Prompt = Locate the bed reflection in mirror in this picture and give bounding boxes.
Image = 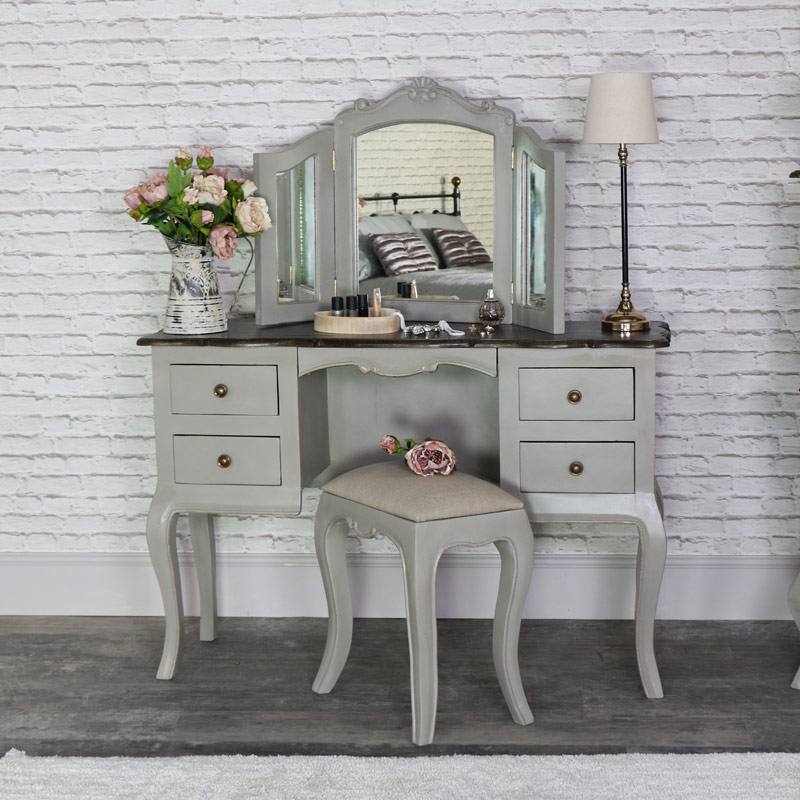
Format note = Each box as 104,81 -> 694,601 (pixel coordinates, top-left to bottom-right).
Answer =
275,155 -> 317,303
355,122 -> 494,301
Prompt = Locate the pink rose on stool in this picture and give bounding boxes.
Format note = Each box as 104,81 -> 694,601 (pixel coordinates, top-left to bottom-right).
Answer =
380,435 -> 403,455
405,439 -> 456,477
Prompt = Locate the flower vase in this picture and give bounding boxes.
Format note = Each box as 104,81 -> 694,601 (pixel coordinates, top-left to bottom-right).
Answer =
163,237 -> 227,335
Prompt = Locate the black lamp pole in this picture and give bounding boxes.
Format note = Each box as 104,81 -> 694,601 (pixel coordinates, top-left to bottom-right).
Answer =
601,143 -> 649,332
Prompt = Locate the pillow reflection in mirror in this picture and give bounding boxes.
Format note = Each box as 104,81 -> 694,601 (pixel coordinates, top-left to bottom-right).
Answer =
432,228 -> 492,268
357,215 -> 415,280
369,232 -> 438,277
408,213 -> 468,264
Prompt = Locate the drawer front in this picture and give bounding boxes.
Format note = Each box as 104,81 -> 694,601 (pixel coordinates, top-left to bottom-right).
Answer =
520,442 -> 634,493
170,365 -> 278,416
518,368 -> 633,421
173,435 -> 281,485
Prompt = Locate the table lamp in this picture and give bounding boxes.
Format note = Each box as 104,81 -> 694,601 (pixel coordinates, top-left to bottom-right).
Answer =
583,73 -> 659,332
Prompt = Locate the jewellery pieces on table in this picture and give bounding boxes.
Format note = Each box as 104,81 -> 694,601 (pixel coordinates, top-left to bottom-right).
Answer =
389,312 -> 466,337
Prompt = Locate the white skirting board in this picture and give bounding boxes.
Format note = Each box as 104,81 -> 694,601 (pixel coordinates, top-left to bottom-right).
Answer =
0,552 -> 799,620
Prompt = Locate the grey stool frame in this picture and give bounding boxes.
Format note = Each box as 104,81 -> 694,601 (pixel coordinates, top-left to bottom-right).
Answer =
311,492 -> 535,746
789,571 -> 800,689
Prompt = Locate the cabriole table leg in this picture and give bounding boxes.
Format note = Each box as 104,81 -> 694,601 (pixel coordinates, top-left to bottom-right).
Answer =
146,495 -> 182,680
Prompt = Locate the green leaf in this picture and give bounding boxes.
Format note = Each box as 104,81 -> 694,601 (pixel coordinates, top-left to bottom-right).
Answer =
163,198 -> 190,219
176,222 -> 192,241
212,203 -> 229,225
227,180 -> 244,201
404,438 -> 417,451
152,218 -> 175,237
166,161 -> 183,199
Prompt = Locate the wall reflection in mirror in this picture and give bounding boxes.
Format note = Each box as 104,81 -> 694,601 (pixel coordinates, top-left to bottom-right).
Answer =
521,153 -> 547,305
275,155 -> 317,303
355,122 -> 495,301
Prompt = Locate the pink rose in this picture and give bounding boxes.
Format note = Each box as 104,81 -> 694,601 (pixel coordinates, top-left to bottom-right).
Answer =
124,186 -> 142,210
380,435 -> 402,455
192,174 -> 227,206
404,439 -> 456,477
236,196 -> 272,234
206,166 -> 230,179
191,209 -> 215,227
242,179 -> 257,198
197,146 -> 214,170
209,225 -> 238,259
139,173 -> 168,205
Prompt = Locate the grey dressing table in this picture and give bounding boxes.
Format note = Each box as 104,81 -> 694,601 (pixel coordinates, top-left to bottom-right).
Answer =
139,78 -> 672,698
137,319 -> 671,697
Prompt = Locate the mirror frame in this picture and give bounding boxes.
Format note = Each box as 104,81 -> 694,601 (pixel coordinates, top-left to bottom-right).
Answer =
512,124 -> 565,333
254,78 -> 565,332
334,77 -> 515,322
255,129 -> 334,326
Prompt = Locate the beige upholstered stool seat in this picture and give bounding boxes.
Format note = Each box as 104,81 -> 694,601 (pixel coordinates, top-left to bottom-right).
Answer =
322,461 -> 524,522
312,461 -> 534,746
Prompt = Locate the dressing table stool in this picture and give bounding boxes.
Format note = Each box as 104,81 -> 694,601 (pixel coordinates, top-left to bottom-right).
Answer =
311,461 -> 535,746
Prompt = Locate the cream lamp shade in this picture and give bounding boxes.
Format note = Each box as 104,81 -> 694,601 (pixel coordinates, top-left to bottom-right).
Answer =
582,73 -> 659,144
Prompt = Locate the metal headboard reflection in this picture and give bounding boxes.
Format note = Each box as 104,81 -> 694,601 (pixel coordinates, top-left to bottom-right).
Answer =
360,176 -> 461,216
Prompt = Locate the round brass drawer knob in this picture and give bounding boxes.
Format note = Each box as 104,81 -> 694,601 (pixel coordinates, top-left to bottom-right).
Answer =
217,454 -> 232,469
567,389 -> 582,404
214,383 -> 228,398
569,461 -> 584,476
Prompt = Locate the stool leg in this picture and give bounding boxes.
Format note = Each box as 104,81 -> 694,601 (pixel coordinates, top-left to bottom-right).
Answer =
493,524 -> 534,726
398,535 -> 440,746
312,508 -> 353,695
789,571 -> 800,689
189,513 -> 216,642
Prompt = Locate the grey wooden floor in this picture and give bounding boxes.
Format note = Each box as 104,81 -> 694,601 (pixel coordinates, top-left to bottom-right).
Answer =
1,617 -> 799,756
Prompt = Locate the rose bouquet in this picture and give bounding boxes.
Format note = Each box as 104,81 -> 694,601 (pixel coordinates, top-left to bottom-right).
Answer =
123,147 -> 272,258
380,435 -> 456,477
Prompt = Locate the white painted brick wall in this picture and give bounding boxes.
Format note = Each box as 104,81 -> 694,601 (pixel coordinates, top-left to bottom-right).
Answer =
1,0 -> 798,557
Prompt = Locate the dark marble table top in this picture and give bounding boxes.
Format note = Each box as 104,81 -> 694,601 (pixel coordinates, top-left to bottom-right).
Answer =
137,318 -> 671,349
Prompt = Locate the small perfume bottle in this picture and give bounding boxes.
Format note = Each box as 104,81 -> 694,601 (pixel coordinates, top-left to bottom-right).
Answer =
478,288 -> 505,333
371,288 -> 382,317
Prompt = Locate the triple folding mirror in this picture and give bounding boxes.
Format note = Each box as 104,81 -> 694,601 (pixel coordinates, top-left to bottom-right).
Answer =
253,77 -> 564,333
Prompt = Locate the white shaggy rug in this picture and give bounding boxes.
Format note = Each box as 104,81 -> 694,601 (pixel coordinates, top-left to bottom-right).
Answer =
2,749 -> 799,799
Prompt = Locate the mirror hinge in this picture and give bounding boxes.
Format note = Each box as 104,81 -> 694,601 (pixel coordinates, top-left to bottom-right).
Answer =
332,150 -> 336,172
511,146 -> 515,171
510,281 -> 515,305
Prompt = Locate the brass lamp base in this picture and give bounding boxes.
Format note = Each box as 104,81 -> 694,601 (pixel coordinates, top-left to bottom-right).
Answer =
602,283 -> 650,333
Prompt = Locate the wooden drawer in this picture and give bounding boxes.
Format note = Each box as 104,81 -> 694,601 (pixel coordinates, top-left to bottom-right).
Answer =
518,368 -> 633,421
170,365 -> 278,416
173,435 -> 281,485
520,441 -> 634,493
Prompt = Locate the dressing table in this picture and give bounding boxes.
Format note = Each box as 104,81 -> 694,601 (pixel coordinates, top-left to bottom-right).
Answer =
138,79 -> 672,699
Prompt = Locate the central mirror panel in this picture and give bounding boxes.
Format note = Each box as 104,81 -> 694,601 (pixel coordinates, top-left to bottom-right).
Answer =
355,122 -> 495,302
